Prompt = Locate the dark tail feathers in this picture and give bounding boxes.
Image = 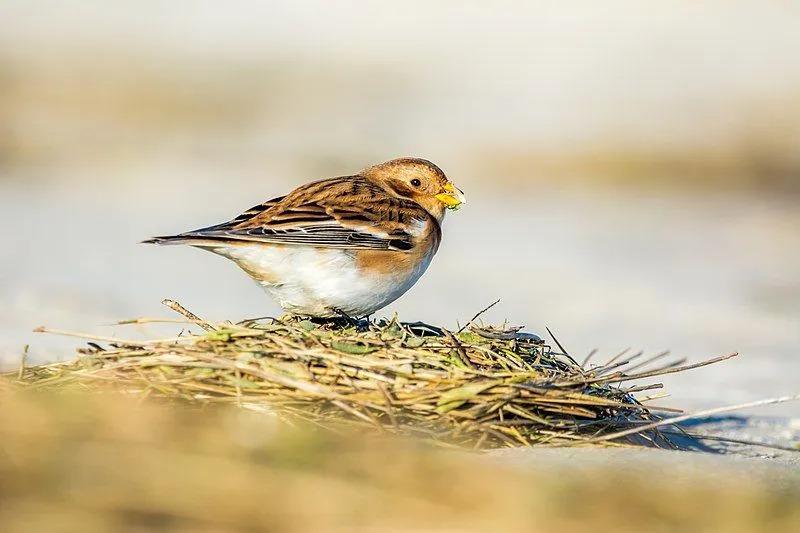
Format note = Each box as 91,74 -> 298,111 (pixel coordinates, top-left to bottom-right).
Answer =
141,233 -> 234,247
141,235 -> 205,245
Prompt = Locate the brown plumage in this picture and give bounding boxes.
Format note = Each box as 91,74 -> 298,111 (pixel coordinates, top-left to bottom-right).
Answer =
144,158 -> 465,317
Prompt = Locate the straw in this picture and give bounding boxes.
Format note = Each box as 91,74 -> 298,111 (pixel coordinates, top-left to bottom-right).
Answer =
7,302 -> 767,449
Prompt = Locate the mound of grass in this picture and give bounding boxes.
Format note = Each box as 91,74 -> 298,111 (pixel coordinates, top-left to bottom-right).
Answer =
5,301 -> 752,450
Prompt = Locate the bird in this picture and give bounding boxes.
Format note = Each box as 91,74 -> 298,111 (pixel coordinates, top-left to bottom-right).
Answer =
144,157 -> 465,318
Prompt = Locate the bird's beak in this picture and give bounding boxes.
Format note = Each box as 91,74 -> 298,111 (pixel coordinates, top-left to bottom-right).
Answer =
435,182 -> 466,210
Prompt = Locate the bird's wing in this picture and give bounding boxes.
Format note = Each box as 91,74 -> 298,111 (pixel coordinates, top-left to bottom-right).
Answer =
162,176 -> 428,252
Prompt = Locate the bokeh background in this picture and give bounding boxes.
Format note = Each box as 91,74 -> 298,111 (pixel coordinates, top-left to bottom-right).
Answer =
1,1 -> 798,414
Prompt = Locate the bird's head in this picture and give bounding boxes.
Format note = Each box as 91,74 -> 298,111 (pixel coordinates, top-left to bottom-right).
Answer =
363,157 -> 466,220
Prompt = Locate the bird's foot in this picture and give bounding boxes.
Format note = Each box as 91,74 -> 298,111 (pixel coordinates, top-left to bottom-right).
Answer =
325,308 -> 371,332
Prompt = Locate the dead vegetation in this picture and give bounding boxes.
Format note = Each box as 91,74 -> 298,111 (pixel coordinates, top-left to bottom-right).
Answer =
7,300 -> 763,450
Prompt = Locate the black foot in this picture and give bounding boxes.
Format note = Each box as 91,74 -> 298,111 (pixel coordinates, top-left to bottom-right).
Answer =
323,308 -> 371,332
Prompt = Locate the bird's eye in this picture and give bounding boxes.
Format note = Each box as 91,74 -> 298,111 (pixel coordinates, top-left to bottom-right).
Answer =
410,178 -> 421,187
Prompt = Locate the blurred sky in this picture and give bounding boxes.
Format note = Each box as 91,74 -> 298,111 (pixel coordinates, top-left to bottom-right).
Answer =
0,1 -> 798,414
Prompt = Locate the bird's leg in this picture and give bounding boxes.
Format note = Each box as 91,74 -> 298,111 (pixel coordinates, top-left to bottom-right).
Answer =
356,314 -> 373,333
328,307 -> 361,329
327,308 -> 372,332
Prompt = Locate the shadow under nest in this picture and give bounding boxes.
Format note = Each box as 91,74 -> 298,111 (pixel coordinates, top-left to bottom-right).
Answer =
11,301 -> 740,450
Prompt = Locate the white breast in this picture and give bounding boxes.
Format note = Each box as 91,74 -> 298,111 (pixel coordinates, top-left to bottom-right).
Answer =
210,243 -> 434,317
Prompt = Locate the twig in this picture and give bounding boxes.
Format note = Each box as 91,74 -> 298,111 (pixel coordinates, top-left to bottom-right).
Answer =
162,299 -> 216,332
33,327 -> 155,347
580,348 -> 598,368
545,327 -> 583,369
442,329 -> 475,369
602,348 -> 632,368
661,431 -> 800,453
573,352 -> 739,386
457,299 -> 501,334
578,395 -> 800,445
377,383 -> 399,428
546,327 -> 570,357
624,350 -> 671,374
115,317 -> 198,326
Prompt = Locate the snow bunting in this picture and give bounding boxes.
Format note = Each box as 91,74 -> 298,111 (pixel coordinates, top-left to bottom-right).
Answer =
144,158 -> 465,317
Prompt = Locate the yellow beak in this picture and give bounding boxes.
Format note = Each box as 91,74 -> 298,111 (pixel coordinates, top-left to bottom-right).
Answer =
435,182 -> 466,210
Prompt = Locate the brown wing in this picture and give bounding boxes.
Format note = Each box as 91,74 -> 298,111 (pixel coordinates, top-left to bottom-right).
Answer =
160,176 -> 428,251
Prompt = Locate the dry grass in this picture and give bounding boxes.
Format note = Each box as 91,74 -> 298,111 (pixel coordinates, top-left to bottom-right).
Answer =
3,303 -> 800,532
7,301 -> 749,450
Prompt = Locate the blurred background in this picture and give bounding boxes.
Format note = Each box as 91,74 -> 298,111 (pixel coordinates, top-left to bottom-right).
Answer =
1,1 -> 798,414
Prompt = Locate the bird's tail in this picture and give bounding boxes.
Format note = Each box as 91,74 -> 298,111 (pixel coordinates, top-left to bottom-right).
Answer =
141,233 -> 238,247
141,235 -> 187,245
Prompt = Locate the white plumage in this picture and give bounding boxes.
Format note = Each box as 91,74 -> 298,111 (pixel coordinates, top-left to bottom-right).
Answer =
211,243 -> 436,317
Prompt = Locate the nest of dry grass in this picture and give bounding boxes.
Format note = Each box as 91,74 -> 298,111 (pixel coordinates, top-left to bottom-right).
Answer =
9,301 -> 742,449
